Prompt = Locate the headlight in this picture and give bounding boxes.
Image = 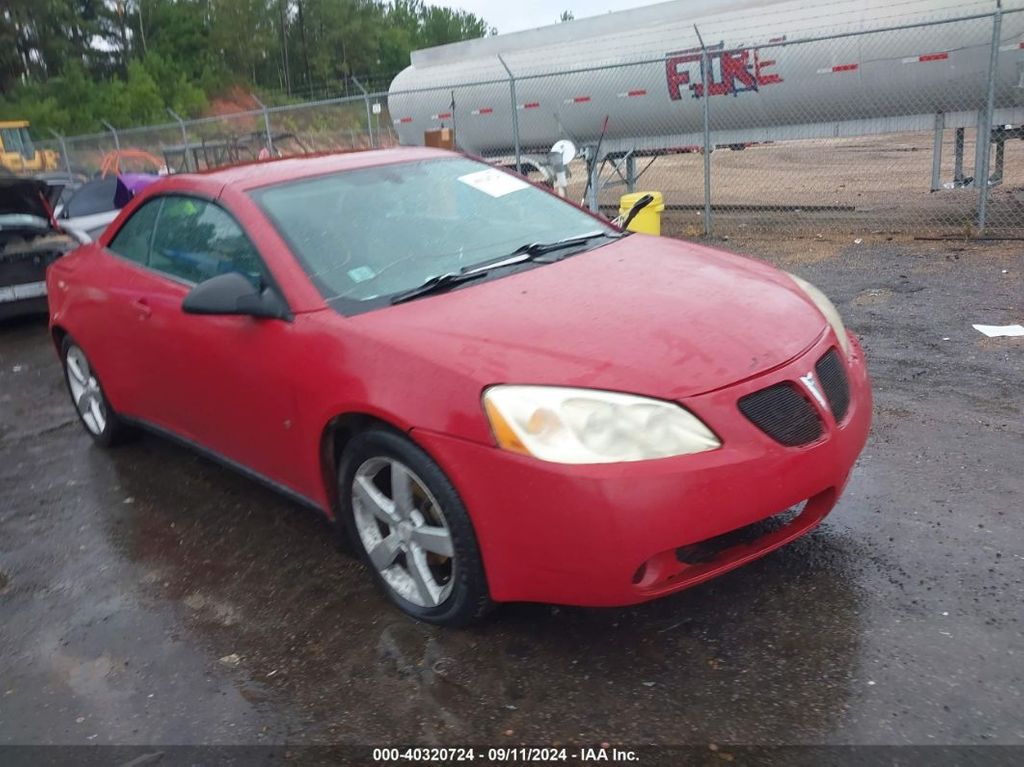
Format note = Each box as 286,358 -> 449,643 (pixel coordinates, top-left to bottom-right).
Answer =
787,273 -> 851,356
482,386 -> 721,464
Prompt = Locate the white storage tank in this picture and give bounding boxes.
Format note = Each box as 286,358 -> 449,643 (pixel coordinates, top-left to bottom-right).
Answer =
387,0 -> 1024,157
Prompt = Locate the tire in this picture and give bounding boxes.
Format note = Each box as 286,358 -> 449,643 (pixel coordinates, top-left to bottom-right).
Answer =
61,336 -> 131,447
338,428 -> 492,626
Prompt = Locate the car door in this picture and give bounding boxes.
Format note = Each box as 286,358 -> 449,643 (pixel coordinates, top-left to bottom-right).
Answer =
129,194 -> 306,492
82,198 -> 164,416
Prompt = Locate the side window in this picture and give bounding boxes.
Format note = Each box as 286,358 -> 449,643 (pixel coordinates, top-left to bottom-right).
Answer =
108,198 -> 162,265
149,196 -> 265,286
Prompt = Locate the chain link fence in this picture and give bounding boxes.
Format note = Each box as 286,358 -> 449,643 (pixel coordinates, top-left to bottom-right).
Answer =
34,3 -> 1024,242
697,10 -> 1024,241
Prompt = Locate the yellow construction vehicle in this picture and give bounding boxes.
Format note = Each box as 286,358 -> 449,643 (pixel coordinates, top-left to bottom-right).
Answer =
0,121 -> 60,174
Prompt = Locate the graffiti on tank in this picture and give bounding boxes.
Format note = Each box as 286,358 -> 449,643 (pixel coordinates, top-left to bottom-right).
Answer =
666,43 -> 783,100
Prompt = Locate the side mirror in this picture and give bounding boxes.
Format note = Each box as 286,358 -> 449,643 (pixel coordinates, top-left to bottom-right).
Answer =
182,272 -> 290,320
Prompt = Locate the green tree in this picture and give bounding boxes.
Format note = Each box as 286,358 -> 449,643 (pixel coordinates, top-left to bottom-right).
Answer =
123,60 -> 165,123
418,5 -> 488,47
4,0 -> 490,134
209,0 -> 277,85
133,0 -> 215,82
141,52 -> 207,117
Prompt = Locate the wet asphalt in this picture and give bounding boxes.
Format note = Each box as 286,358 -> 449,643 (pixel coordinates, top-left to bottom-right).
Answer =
0,240 -> 1021,748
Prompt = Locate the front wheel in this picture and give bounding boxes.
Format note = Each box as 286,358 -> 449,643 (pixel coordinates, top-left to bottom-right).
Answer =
339,429 -> 492,626
61,336 -> 131,447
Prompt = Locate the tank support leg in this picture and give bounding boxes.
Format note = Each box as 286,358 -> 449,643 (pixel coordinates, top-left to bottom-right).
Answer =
626,154 -> 637,193
931,113 -> 944,192
954,128 -> 965,186
992,133 -> 1005,185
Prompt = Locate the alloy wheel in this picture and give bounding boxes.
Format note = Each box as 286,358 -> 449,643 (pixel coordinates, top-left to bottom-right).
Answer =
351,456 -> 456,608
65,344 -> 107,436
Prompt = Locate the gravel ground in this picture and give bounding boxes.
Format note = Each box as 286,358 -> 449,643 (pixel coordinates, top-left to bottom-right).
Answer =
0,238 -> 1021,751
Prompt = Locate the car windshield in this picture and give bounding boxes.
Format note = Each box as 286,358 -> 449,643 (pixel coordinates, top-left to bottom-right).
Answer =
251,157 -> 616,311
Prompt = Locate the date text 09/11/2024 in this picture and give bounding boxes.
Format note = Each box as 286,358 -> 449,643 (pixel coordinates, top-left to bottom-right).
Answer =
372,746 -> 641,762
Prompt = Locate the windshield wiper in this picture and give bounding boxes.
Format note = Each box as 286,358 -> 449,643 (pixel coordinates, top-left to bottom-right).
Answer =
477,230 -> 624,268
390,231 -> 623,305
390,270 -> 493,304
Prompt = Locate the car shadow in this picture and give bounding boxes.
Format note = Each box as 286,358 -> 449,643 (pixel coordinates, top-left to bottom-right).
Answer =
102,430 -> 866,744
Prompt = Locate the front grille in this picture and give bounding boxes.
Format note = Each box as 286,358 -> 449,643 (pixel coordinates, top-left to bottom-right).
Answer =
815,348 -> 851,422
738,383 -> 823,447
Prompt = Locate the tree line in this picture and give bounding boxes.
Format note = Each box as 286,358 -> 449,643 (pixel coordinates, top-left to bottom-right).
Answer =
1,0 -> 490,135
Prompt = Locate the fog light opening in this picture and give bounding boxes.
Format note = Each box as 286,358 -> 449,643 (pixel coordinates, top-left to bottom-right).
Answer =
631,563 -> 647,585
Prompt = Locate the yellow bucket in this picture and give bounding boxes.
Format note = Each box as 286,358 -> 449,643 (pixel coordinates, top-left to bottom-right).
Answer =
619,191 -> 665,235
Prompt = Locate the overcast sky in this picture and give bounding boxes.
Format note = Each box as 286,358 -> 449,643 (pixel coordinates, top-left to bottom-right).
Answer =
454,0 -> 655,35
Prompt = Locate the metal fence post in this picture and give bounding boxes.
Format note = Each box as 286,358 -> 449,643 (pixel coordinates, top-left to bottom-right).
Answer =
351,76 -> 374,148
100,120 -> 121,172
166,108 -> 193,172
251,93 -> 274,155
975,3 -> 1002,233
694,25 -> 713,238
48,129 -> 72,176
497,55 -> 522,173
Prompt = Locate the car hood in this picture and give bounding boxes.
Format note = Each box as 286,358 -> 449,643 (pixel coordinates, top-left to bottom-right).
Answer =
0,176 -> 62,220
354,235 -> 827,400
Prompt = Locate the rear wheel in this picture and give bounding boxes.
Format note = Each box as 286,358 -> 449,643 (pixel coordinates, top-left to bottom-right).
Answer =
339,429 -> 492,626
61,336 -> 130,447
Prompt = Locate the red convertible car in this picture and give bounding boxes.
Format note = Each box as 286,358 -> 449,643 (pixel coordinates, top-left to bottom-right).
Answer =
48,148 -> 871,625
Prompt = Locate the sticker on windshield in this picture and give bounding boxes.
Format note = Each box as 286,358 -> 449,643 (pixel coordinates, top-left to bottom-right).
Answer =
347,266 -> 375,283
457,169 -> 529,198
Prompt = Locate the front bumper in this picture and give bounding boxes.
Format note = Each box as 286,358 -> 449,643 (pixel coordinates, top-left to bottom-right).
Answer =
413,331 -> 872,607
0,265 -> 49,320
1,238 -> 70,321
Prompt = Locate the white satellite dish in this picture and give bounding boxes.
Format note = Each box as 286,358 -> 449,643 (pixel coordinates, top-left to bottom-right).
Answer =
551,139 -> 577,166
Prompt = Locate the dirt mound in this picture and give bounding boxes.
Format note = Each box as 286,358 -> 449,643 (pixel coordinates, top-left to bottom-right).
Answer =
205,86 -> 263,117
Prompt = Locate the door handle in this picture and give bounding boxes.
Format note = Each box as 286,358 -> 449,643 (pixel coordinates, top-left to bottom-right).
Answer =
133,297 -> 152,318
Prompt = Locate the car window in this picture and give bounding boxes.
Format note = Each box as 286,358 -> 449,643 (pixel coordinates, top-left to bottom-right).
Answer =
108,198 -> 162,265
149,196 -> 265,286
